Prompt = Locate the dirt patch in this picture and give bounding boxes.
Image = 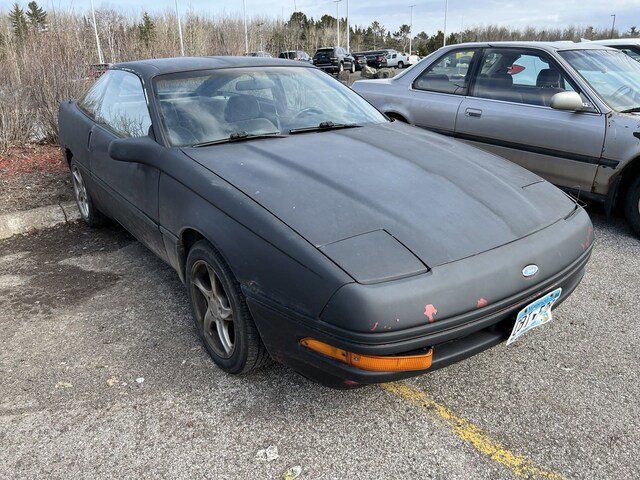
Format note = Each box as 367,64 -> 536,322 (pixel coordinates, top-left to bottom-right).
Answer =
0,144 -> 73,214
0,222 -> 134,314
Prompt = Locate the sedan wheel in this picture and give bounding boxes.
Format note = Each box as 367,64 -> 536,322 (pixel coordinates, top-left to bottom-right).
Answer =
70,160 -> 103,227
624,176 -> 640,236
71,165 -> 90,219
186,240 -> 270,374
191,259 -> 235,358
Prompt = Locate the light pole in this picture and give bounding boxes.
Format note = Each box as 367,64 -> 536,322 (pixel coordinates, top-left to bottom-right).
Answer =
89,0 -> 104,64
334,0 -> 342,47
442,0 -> 448,47
175,0 -> 185,56
408,4 -> 416,54
610,14 -> 616,38
346,0 -> 350,52
257,22 -> 264,52
243,0 -> 249,54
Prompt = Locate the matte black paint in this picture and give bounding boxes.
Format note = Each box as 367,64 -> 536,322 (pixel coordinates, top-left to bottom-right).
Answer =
58,57 -> 593,387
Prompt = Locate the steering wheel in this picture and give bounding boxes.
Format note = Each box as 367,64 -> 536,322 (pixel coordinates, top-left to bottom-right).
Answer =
293,107 -> 325,121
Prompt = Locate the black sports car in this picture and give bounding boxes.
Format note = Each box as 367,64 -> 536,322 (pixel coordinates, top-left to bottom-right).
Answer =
58,57 -> 593,388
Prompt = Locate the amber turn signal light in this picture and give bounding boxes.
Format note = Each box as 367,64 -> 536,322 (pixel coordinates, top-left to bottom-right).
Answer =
299,338 -> 433,372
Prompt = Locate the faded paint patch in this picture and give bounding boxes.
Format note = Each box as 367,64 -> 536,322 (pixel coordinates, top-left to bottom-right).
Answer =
423,304 -> 438,322
381,382 -> 564,479
477,298 -> 488,308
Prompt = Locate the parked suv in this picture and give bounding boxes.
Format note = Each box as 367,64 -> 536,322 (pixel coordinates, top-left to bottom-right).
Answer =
353,42 -> 640,235
312,47 -> 355,74
279,50 -> 312,62
358,50 -> 388,68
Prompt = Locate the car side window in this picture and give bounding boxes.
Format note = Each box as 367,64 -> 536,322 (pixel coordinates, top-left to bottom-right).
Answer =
96,70 -> 152,137
78,73 -> 111,118
413,49 -> 476,95
472,48 -> 580,107
616,46 -> 640,62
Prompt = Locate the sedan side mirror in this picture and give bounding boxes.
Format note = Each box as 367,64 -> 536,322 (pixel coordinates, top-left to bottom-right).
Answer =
109,135 -> 163,166
550,91 -> 584,112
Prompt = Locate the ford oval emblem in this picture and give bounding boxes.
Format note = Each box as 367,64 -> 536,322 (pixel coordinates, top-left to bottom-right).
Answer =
522,264 -> 539,278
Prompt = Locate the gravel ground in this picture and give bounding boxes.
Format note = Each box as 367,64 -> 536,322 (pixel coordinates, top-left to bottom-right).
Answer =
0,211 -> 638,479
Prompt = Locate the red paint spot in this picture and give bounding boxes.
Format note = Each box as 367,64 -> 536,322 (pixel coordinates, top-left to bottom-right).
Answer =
477,298 -> 488,308
370,322 -> 378,331
423,304 -> 438,322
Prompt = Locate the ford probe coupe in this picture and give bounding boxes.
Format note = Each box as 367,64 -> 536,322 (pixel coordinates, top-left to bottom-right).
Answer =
58,57 -> 593,388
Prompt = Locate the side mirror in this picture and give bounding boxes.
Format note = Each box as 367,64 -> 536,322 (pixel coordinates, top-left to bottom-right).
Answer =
550,91 -> 584,112
108,135 -> 162,166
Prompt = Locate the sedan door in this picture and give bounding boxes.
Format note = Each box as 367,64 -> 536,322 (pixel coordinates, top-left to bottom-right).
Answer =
404,48 -> 480,134
87,69 -> 167,258
455,47 -> 606,189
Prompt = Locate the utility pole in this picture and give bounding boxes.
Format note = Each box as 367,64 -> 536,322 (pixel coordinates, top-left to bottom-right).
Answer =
443,0 -> 448,47
610,14 -> 616,38
243,0 -> 249,54
175,0 -> 185,56
257,22 -> 264,52
90,0 -> 104,64
408,4 -> 415,54
334,0 -> 342,47
346,0 -> 350,52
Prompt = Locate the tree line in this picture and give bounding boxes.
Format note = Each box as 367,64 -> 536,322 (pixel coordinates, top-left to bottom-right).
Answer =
0,2 -> 638,150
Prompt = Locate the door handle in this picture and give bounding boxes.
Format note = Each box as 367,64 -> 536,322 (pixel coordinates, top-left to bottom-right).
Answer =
87,129 -> 93,151
465,108 -> 482,118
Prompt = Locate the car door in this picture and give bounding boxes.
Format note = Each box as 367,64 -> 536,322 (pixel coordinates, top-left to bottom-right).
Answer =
455,47 -> 606,189
405,48 -> 480,133
88,69 -> 167,258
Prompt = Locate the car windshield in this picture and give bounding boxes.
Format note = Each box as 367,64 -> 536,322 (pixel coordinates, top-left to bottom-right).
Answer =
154,66 -> 386,147
560,49 -> 640,112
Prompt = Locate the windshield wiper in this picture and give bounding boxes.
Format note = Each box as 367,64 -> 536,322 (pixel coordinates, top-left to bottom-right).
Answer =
288,121 -> 362,134
619,107 -> 640,113
192,131 -> 285,147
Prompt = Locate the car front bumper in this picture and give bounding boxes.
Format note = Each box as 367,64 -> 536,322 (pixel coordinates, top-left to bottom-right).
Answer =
245,208 -> 594,388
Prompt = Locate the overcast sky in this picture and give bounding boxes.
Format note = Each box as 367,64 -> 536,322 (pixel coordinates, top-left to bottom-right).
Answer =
2,0 -> 638,35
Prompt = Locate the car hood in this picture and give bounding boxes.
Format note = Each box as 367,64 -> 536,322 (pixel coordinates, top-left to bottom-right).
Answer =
182,122 -> 575,268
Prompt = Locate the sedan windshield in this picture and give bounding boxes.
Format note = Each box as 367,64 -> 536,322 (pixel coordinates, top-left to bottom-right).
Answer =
154,66 -> 386,146
560,49 -> 640,112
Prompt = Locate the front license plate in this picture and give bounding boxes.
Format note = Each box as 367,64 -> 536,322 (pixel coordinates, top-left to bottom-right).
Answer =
507,288 -> 562,345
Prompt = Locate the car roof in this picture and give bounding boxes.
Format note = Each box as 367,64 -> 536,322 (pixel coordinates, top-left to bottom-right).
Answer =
443,40 -> 618,52
111,56 -> 309,79
590,38 -> 640,45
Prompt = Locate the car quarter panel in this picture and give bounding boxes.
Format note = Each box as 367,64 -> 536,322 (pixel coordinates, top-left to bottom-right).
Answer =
593,113 -> 640,195
157,150 -> 352,318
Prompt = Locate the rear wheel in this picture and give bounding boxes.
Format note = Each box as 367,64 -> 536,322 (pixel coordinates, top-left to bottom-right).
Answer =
70,160 -> 103,227
624,175 -> 640,236
397,61 -> 404,69
350,62 -> 356,73
186,240 -> 270,374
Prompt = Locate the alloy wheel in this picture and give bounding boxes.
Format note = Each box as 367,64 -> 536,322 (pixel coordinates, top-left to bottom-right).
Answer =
190,259 -> 235,358
71,165 -> 90,219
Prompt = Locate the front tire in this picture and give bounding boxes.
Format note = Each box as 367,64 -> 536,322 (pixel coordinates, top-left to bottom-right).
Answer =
350,62 -> 356,73
624,175 -> 640,236
70,160 -> 103,227
186,240 -> 270,374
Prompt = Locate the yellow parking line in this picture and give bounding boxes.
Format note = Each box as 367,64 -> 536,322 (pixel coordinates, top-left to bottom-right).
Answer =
381,382 -> 564,480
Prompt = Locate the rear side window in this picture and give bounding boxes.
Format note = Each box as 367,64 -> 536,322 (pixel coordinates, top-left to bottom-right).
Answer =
413,49 -> 476,94
78,73 -> 111,117
96,70 -> 152,137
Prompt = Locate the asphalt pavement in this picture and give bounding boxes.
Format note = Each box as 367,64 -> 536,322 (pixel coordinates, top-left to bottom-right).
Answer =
0,211 -> 638,479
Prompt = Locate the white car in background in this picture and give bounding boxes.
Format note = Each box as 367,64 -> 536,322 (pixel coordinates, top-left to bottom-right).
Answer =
589,38 -> 640,62
385,51 -> 420,69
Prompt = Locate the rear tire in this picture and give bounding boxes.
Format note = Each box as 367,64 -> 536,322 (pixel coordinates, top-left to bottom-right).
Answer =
397,61 -> 404,69
186,240 -> 271,374
624,175 -> 640,236
350,62 -> 356,73
70,160 -> 104,227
